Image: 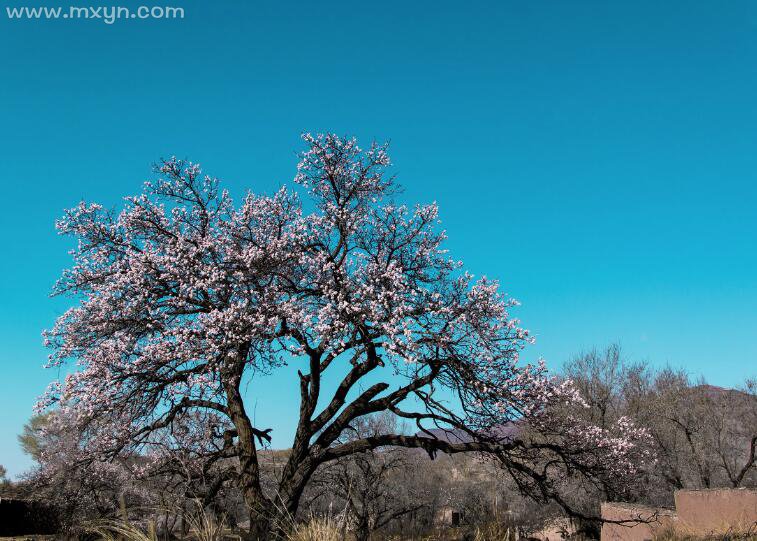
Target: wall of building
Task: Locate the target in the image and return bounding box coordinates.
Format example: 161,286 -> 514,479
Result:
674,488 -> 757,536
600,502 -> 676,541
601,489 -> 757,541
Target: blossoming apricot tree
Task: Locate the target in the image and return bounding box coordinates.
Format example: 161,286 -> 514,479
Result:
42,134 -> 650,539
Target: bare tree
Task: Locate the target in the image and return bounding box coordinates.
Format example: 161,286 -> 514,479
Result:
563,345 -> 757,509
563,344 -> 626,429
695,379 -> 757,488
309,414 -> 424,541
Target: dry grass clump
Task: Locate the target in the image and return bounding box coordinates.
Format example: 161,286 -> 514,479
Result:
473,521 -> 517,541
85,502 -> 231,541
182,507 -> 229,541
284,515 -> 343,541
85,518 -> 158,541
654,525 -> 757,541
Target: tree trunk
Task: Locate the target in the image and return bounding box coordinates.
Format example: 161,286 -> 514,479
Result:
224,356 -> 276,540
278,454 -> 320,517
242,485 -> 275,540
355,516 -> 370,541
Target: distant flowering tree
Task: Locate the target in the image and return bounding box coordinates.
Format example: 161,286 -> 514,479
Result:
22,409 -> 235,535
41,134 -> 651,539
19,411 -> 139,531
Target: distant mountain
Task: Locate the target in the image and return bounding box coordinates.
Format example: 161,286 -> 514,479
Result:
417,422 -> 519,444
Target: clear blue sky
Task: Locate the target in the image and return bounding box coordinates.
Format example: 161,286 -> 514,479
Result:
1,0 -> 756,478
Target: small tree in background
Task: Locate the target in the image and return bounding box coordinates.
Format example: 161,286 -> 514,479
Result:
0,464 -> 9,489
309,413 -> 425,541
18,411 -> 138,532
40,134 -> 651,539
18,413 -> 51,462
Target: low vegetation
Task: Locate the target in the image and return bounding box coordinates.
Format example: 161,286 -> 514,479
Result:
2,345 -> 755,540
